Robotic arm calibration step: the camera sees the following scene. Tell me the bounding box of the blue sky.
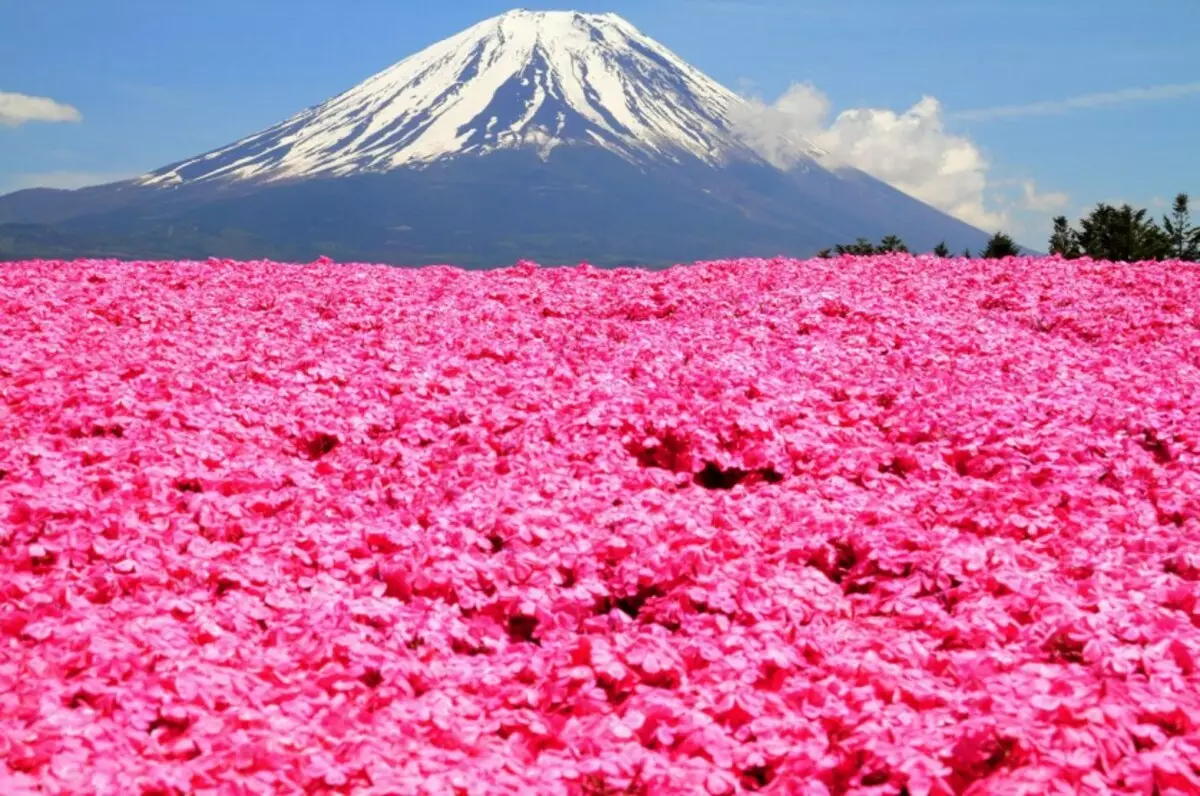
[2,0,1197,247]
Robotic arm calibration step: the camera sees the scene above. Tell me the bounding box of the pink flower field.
[3,255,1200,795]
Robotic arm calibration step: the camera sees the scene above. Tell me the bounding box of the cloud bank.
[733,83,1082,241]
[733,82,1013,230]
[0,91,82,127]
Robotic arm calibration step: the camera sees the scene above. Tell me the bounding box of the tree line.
[818,192,1199,261]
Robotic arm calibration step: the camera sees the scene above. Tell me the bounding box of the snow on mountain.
[141,10,802,187]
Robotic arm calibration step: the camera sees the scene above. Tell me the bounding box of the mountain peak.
[468,9,634,35]
[0,7,991,268]
[140,9,751,187]
[492,8,624,20]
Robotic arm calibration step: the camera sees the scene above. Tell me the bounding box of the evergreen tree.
[962,248,972,258]
[981,231,1021,259]
[1077,203,1171,262]
[1162,193,1200,261]
[1048,216,1081,258]
[835,237,878,256]
[932,241,951,257]
[816,248,833,259]
[877,234,909,253]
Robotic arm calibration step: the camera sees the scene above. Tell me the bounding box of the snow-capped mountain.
[0,10,989,267]
[142,10,789,187]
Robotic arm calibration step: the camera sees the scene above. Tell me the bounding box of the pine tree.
[1077,203,1171,262]
[835,238,878,256]
[981,231,1021,259]
[877,235,909,253]
[962,248,972,258]
[932,241,951,257]
[1163,193,1199,261]
[1048,216,1081,258]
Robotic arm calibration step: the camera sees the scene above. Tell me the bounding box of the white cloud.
[951,82,1200,121]
[1017,179,1070,213]
[0,91,82,127]
[732,82,1014,231]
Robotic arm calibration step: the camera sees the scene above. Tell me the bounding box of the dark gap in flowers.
[506,614,539,644]
[950,733,1020,784]
[1158,509,1185,527]
[879,454,918,479]
[1043,630,1086,665]
[807,540,858,584]
[628,430,693,473]
[844,579,874,596]
[861,771,890,787]
[614,585,663,620]
[597,679,631,707]
[1139,429,1172,464]
[214,575,240,597]
[67,690,97,710]
[304,432,340,460]
[693,462,783,490]
[450,637,489,656]
[174,478,203,493]
[1164,557,1200,581]
[946,449,1003,480]
[81,423,124,439]
[359,669,383,689]
[935,588,963,615]
[147,712,191,738]
[741,765,775,790]
[1131,734,1158,753]
[581,774,645,796]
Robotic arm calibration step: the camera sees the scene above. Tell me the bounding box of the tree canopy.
[1048,197,1197,262]
[981,232,1021,259]
[814,192,1199,263]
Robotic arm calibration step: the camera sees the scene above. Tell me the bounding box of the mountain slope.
[140,10,775,187]
[0,9,990,266]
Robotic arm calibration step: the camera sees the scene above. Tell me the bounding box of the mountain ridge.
[0,9,990,267]
[138,10,788,188]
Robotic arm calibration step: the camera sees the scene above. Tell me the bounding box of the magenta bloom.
[2,254,1200,794]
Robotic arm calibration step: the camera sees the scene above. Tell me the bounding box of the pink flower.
[3,254,1200,791]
